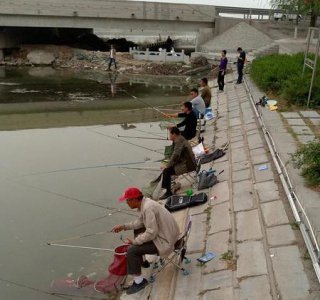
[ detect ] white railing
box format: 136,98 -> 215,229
129,47 -> 189,64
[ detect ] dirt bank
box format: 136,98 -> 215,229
1,45 -> 211,76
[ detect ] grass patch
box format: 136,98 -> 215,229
291,140 -> 320,187
250,53 -> 320,108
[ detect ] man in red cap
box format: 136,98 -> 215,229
112,187 -> 180,295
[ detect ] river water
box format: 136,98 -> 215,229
0,66 -> 192,299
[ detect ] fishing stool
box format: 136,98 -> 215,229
148,216 -> 192,282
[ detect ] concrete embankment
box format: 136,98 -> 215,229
120,67 -> 320,300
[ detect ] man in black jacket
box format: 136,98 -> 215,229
236,47 -> 246,84
166,101 -> 197,140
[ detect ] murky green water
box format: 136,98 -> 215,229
0,67 -> 190,299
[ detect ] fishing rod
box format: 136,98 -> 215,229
47,243 -> 115,253
10,178 -> 139,217
120,88 -> 168,117
48,230 -> 114,244
0,277 -> 71,300
88,129 -> 164,155
117,134 -> 168,141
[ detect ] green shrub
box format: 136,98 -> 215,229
250,53 -> 320,107
291,140 -> 320,187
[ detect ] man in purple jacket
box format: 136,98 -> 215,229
218,50 -> 228,92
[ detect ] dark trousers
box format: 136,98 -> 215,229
217,70 -> 225,91
127,229 -> 159,275
237,64 -> 244,83
161,167 -> 176,192
108,58 -> 117,69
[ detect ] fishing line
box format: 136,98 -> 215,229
117,134 -> 168,141
48,230 -> 114,244
18,159 -> 150,178
9,178 -> 138,217
88,128 -> 164,155
0,277 -> 71,300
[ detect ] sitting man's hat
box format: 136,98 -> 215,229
119,187 -> 143,202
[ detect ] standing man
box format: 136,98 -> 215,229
159,126 -> 197,199
236,47 -> 246,84
107,44 -> 117,71
112,187 -> 180,295
166,101 -> 197,141
199,78 -> 212,108
218,50 -> 228,92
166,36 -> 173,52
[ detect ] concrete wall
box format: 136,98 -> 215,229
0,0 -> 215,32
195,28 -> 215,51
214,17 -> 248,37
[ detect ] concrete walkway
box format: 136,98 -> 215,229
120,69 -> 320,300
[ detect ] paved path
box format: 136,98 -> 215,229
120,69 -> 320,300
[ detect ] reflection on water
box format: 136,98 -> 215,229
0,122 -> 169,299
0,66 -> 188,104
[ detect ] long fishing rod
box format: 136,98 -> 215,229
0,277 -> 71,300
47,243 -> 115,252
9,178 -> 139,217
117,134 -> 168,141
48,230 -> 114,244
88,129 -> 164,155
120,88 -> 167,117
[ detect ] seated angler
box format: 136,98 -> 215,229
189,88 -> 206,119
159,126 -> 197,200
111,187 -> 180,295
166,101 -> 197,141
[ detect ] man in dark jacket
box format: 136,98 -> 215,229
236,47 -> 246,84
166,101 -> 197,140
159,126 -> 197,199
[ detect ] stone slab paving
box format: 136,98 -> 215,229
310,118 -> 320,126
233,180 -> 255,212
261,200 -> 289,227
270,246 -> 310,300
291,125 -> 314,135
202,287 -> 234,300
232,168 -> 251,182
236,209 -> 263,241
254,181 -> 280,203
266,225 -> 296,247
281,112 -> 300,119
202,269 -> 233,291
237,240 -> 268,278
286,118 -> 307,126
239,275 -> 273,300
297,134 -> 316,144
300,110 -> 320,118
209,202 -> 231,234
187,213 -> 207,253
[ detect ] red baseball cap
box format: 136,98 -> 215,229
119,187 -> 143,202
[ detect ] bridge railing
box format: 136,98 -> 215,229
129,47 -> 189,64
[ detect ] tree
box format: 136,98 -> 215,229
304,0 -> 320,27
270,0 -> 319,26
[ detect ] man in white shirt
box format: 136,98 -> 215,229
107,44 -> 117,71
189,88 -> 206,118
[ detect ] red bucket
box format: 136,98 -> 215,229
108,244 -> 129,276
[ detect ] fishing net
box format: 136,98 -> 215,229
50,244 -> 129,295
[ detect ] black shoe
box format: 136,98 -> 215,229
142,260 -> 150,268
126,278 -> 148,295
159,191 -> 173,200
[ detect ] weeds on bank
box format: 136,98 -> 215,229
290,140 -> 320,187
250,53 -> 320,108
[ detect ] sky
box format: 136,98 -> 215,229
131,0 -> 271,9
